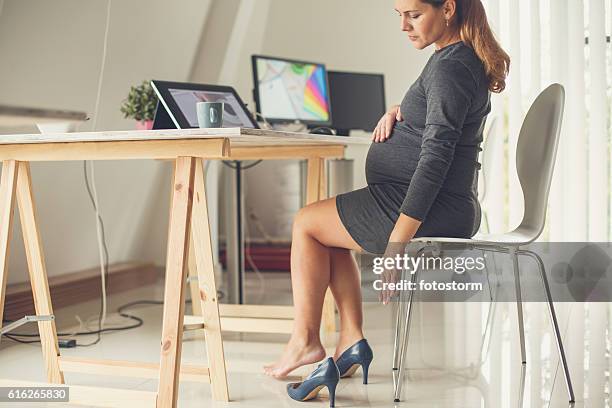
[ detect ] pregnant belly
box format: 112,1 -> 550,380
365,139 -> 421,186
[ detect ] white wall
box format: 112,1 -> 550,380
0,0 -> 210,284
0,0 -> 433,284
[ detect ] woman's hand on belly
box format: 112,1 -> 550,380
372,104 -> 403,143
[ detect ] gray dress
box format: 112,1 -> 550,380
336,41 -> 491,254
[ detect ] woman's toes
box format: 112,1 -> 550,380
270,368 -> 286,379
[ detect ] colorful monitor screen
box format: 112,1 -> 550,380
252,55 -> 331,125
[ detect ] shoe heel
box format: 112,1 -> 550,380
362,359 -> 372,384
326,380 -> 338,408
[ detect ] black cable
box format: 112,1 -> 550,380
3,334 -> 41,344
241,160 -> 263,170
222,160 -> 262,170
3,300 -> 163,346
3,299 -> 194,344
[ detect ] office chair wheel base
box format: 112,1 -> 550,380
394,398 -> 400,402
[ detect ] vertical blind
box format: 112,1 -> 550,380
481,0 -> 608,242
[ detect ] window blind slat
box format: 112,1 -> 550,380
565,0 -> 588,240
548,0 -> 569,241
588,0 -> 608,241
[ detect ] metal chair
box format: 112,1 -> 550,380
392,84 -> 574,403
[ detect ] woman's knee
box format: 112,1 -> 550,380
292,205 -> 315,236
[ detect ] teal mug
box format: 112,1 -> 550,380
197,102 -> 224,128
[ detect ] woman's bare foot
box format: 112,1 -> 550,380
264,338 -> 326,379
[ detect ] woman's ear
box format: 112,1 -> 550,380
443,0 -> 457,20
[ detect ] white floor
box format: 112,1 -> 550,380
0,271 -> 608,407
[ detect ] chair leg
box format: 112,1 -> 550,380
392,268 -> 408,371
392,293 -> 403,370
392,267 -> 419,402
520,250 -> 575,403
510,249 -> 527,364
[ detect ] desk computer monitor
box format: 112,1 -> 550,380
328,71 -> 386,135
251,55 -> 332,126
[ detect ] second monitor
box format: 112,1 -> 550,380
328,71 -> 386,136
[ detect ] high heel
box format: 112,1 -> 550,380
286,357 -> 340,407
336,338 -> 374,384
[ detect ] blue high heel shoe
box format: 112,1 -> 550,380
336,338 -> 374,384
286,357 -> 340,407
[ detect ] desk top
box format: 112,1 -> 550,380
0,128 -> 370,162
0,127 -> 372,146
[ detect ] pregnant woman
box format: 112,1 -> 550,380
265,0 -> 509,403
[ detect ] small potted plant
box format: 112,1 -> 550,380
120,80 -> 157,130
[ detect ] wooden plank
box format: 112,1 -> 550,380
0,379 -> 156,408
190,158 -> 229,401
15,162 -> 64,384
157,156 -> 196,408
183,315 -> 294,334
305,158 -> 322,206
229,144 -> 344,160
0,161 -> 17,344
0,139 -> 230,161
221,316 -> 293,333
0,128 -> 242,144
0,127 -> 368,145
59,357 -> 210,383
240,127 -> 372,145
219,304 -> 293,319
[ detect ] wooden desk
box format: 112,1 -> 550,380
0,128 -> 362,407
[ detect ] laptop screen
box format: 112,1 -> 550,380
168,88 -> 256,128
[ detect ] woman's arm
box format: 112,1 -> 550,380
379,214 -> 422,304
399,59 -> 477,221
389,213 -> 421,244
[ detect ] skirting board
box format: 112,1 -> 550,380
3,262 -> 163,321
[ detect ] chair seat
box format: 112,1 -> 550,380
412,228 -> 537,246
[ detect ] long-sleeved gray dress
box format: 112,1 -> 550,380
336,41 -> 491,254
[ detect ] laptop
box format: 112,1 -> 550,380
150,80 -> 259,130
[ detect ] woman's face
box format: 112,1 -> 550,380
394,0 -> 450,50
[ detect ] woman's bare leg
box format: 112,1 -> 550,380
329,247 -> 365,359
264,197 -> 364,378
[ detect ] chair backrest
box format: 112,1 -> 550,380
514,83 -> 565,241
